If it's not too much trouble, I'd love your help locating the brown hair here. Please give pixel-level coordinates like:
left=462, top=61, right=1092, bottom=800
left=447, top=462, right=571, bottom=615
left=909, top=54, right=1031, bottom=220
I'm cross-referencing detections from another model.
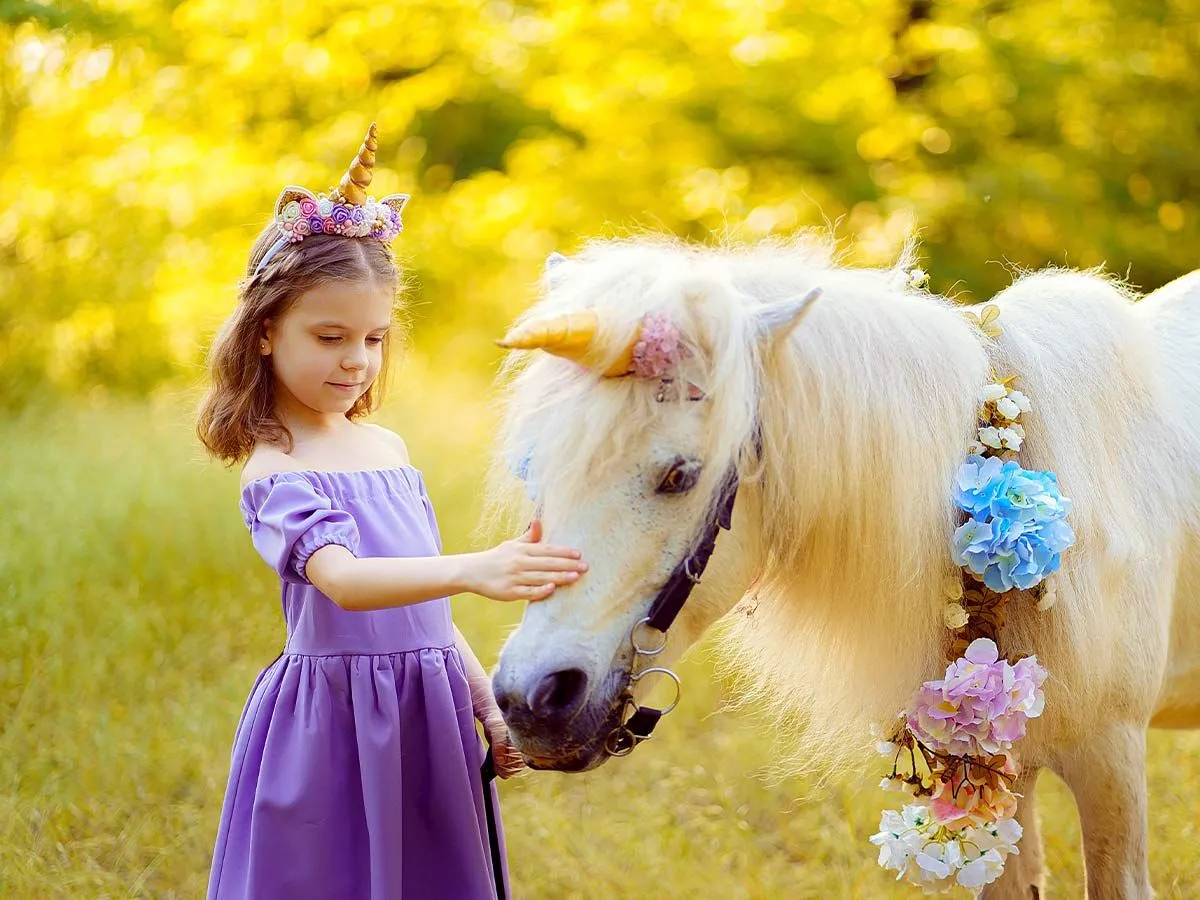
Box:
left=197, top=223, right=402, bottom=464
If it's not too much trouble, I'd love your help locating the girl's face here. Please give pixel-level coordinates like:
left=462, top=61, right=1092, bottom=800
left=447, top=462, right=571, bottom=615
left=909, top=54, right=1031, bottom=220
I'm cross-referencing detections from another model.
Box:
left=262, top=279, right=393, bottom=418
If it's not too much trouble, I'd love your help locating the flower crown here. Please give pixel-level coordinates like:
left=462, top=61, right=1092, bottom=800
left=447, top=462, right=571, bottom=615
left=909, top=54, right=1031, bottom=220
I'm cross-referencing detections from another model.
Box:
left=254, top=123, right=409, bottom=276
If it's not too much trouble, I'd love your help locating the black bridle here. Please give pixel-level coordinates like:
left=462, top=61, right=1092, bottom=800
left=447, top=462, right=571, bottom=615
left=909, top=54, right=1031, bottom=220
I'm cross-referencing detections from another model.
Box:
left=604, top=447, right=749, bottom=757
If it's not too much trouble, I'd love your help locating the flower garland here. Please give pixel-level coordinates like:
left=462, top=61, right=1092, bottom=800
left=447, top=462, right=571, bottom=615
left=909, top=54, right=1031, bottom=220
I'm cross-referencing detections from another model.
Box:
left=869, top=301, right=1076, bottom=892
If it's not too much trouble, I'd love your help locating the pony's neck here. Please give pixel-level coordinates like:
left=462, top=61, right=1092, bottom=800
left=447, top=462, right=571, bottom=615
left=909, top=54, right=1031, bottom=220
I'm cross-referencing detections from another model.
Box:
left=738, top=279, right=992, bottom=741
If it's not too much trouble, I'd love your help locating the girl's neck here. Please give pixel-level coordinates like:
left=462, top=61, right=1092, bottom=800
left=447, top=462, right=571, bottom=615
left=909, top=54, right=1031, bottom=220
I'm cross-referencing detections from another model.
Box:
left=274, top=390, right=352, bottom=437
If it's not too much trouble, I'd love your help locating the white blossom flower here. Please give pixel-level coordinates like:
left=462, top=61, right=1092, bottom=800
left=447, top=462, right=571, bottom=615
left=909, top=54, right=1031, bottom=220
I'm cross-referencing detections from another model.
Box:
left=1037, top=583, right=1058, bottom=611
left=957, top=848, right=1007, bottom=888
left=978, top=426, right=1004, bottom=449
left=871, top=805, right=1023, bottom=891
left=996, top=396, right=1021, bottom=420
left=909, top=268, right=930, bottom=289
left=1007, top=389, right=1033, bottom=413
left=978, top=383, right=1007, bottom=402
left=943, top=577, right=964, bottom=600
left=876, top=741, right=899, bottom=758
left=879, top=776, right=918, bottom=796
left=967, top=439, right=986, bottom=455
left=998, top=427, right=1024, bottom=451
left=944, top=602, right=970, bottom=629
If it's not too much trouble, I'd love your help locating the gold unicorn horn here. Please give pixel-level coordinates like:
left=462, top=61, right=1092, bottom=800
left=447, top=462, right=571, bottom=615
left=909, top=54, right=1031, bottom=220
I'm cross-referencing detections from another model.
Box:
left=337, top=123, right=378, bottom=205
left=496, top=310, right=636, bottom=377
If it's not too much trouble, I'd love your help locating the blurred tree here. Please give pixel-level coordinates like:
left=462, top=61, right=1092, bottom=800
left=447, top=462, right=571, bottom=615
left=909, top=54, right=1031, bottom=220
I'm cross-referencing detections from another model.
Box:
left=1, top=0, right=1197, bottom=408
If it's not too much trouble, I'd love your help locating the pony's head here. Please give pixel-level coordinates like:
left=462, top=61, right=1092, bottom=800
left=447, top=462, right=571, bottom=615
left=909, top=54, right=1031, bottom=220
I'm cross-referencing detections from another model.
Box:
left=488, top=238, right=827, bottom=771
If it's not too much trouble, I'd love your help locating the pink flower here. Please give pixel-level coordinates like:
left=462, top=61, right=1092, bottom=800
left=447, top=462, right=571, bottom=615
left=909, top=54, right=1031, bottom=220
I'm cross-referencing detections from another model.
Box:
left=299, top=197, right=318, bottom=217
left=930, top=756, right=1018, bottom=831
left=632, top=311, right=691, bottom=379
left=908, top=639, right=1046, bottom=756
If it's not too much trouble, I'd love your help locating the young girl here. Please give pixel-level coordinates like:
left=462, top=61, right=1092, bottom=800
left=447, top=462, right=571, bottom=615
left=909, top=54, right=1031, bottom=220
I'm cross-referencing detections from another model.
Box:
left=197, top=124, right=587, bottom=900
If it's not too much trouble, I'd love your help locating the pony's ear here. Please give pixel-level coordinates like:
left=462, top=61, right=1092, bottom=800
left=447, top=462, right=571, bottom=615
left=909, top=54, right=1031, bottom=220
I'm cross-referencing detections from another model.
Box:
left=753, top=286, right=822, bottom=346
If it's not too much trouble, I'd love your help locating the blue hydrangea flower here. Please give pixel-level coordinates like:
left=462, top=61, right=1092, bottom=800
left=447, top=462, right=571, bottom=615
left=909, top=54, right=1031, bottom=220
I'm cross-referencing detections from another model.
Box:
left=951, top=458, right=1075, bottom=592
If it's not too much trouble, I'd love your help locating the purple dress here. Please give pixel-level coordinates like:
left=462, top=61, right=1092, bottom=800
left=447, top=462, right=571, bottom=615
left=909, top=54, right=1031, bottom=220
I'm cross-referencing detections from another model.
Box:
left=207, top=467, right=508, bottom=900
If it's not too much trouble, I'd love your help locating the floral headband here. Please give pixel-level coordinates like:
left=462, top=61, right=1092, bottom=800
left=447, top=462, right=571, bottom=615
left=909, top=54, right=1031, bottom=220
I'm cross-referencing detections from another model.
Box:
left=253, top=123, right=410, bottom=276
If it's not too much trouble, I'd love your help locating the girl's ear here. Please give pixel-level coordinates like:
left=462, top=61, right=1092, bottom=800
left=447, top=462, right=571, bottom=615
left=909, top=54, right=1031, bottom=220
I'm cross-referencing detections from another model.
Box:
left=261, top=319, right=275, bottom=355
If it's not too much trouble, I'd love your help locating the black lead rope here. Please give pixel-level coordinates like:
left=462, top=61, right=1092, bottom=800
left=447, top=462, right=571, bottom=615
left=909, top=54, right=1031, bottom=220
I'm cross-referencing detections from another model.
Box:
left=480, top=748, right=507, bottom=900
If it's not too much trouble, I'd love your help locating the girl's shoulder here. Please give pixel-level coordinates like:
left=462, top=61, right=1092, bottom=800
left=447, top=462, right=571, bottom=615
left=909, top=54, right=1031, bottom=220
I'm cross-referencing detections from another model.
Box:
left=238, top=426, right=413, bottom=491
left=356, top=422, right=412, bottom=467
left=240, top=446, right=309, bottom=490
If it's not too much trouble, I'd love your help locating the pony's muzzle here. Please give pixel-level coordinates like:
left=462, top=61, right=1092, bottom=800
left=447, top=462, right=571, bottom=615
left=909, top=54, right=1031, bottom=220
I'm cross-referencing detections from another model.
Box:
left=494, top=666, right=590, bottom=725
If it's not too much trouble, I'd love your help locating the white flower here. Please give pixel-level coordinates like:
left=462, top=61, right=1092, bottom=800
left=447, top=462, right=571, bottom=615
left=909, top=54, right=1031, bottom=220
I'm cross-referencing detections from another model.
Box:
left=998, top=427, right=1024, bottom=451
left=979, top=383, right=1007, bottom=402
left=915, top=845, right=952, bottom=880
left=871, top=806, right=1022, bottom=891
left=879, top=776, right=917, bottom=795
left=1007, top=389, right=1033, bottom=413
left=1007, top=422, right=1026, bottom=438
left=957, top=849, right=1007, bottom=888
left=1037, top=581, right=1058, bottom=611
left=967, top=440, right=986, bottom=455
left=978, top=426, right=1004, bottom=449
left=944, top=602, right=970, bottom=629
left=908, top=268, right=930, bottom=289
left=943, top=577, right=963, bottom=600
left=876, top=741, right=899, bottom=758
left=996, top=396, right=1021, bottom=420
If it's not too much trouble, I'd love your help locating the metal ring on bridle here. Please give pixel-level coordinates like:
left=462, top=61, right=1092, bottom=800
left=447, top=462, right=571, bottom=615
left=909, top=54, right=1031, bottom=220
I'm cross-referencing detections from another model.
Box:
left=604, top=726, right=637, bottom=757
left=629, top=666, right=682, bottom=716
left=630, top=617, right=667, bottom=656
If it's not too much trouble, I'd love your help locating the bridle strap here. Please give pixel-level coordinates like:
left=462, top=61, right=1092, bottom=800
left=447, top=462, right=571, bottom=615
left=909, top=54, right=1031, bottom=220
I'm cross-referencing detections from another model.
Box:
left=609, top=430, right=758, bottom=753
left=643, top=464, right=740, bottom=633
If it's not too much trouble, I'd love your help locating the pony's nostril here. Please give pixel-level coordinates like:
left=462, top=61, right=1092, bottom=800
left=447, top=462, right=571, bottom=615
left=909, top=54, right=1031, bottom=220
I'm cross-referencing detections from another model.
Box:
left=528, top=668, right=590, bottom=719
left=493, top=684, right=517, bottom=718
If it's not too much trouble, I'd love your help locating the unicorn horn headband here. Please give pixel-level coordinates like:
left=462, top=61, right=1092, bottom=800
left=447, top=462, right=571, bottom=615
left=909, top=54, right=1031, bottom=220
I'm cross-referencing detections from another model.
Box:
left=253, top=123, right=410, bottom=276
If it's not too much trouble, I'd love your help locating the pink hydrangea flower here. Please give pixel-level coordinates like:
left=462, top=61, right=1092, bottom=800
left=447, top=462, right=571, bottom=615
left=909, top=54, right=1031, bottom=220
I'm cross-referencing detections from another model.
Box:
left=632, top=311, right=691, bottom=379
left=908, top=638, right=1047, bottom=756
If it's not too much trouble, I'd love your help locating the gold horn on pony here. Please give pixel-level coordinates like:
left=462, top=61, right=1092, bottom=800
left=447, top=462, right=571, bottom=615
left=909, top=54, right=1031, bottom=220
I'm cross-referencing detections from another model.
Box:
left=495, top=310, right=638, bottom=377
left=336, top=123, right=378, bottom=206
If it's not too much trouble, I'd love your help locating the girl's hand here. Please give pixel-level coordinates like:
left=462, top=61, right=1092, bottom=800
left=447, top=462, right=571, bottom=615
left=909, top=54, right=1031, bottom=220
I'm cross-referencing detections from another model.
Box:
left=481, top=710, right=527, bottom=779
left=466, top=519, right=587, bottom=602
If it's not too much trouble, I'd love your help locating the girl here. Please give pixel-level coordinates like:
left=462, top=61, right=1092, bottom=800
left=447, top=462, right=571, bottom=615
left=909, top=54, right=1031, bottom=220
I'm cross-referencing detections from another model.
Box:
left=197, top=125, right=587, bottom=900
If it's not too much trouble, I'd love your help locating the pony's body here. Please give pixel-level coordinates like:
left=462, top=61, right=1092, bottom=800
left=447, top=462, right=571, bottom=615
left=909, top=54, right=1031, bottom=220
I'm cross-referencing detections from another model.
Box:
left=489, top=240, right=1200, bottom=898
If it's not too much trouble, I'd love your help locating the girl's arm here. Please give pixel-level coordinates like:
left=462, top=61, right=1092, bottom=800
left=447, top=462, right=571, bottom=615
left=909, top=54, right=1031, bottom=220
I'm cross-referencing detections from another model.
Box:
left=306, top=520, right=587, bottom=611
left=455, top=625, right=526, bottom=779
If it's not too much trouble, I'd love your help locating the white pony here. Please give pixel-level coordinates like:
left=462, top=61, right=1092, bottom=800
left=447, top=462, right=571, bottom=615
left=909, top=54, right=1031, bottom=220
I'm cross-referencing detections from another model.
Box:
left=487, top=235, right=1200, bottom=899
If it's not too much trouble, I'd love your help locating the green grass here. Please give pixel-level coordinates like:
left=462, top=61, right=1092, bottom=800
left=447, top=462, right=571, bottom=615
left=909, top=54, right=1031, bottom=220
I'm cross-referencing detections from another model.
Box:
left=3, top=378, right=1199, bottom=898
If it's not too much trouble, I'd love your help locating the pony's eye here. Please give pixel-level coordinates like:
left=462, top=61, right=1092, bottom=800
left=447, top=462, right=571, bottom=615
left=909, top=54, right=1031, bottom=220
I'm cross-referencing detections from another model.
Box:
left=656, top=456, right=703, bottom=495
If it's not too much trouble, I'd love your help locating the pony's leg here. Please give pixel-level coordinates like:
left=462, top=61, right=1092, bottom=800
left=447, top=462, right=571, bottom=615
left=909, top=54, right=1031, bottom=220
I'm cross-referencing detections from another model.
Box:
left=1054, top=724, right=1154, bottom=899
left=980, top=767, right=1045, bottom=900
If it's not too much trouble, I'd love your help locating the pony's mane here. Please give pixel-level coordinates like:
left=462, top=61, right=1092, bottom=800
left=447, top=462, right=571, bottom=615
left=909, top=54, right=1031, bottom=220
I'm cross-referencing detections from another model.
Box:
left=485, top=234, right=1115, bottom=780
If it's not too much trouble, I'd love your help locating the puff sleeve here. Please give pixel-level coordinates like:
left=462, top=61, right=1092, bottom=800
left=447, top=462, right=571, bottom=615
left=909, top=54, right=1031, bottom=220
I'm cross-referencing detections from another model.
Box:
left=240, top=474, right=361, bottom=585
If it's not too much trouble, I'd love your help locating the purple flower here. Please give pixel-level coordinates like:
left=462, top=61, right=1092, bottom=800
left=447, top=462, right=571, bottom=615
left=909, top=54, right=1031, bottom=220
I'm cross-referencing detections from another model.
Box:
left=908, top=638, right=1047, bottom=756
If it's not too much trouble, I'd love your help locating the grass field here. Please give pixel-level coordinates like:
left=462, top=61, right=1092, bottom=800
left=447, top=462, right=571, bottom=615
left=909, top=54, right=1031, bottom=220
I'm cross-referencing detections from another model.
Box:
left=3, top=370, right=1199, bottom=898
